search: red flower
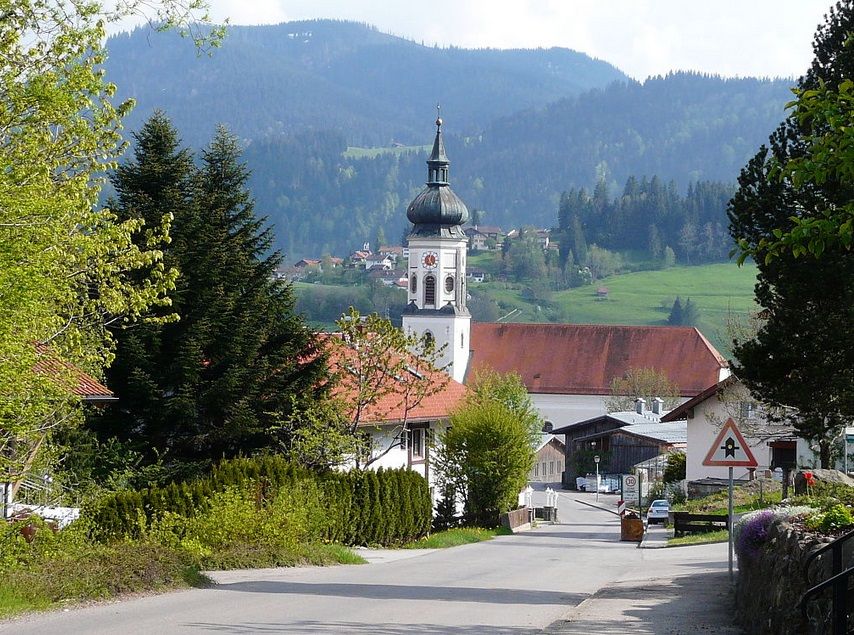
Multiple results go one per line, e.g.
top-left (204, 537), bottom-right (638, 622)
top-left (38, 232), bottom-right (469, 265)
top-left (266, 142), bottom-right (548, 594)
top-left (804, 471), bottom-right (816, 487)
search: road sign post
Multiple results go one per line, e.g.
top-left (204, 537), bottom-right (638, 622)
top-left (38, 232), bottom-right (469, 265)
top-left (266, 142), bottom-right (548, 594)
top-left (703, 418), bottom-right (758, 582)
top-left (622, 474), bottom-right (639, 511)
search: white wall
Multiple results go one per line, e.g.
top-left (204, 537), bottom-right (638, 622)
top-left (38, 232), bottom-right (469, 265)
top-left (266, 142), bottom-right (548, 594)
top-left (685, 391), bottom-right (806, 481)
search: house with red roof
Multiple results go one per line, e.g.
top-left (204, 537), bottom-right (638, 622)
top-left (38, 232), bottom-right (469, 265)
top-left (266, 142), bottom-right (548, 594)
top-left (5, 353), bottom-right (115, 517)
top-left (322, 334), bottom-right (467, 489)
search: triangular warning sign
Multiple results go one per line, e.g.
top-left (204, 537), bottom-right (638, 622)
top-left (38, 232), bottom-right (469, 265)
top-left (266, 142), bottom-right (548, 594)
top-left (702, 418), bottom-right (758, 467)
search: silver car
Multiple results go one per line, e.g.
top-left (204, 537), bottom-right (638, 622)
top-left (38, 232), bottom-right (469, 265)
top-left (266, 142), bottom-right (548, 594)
top-left (647, 499), bottom-right (670, 524)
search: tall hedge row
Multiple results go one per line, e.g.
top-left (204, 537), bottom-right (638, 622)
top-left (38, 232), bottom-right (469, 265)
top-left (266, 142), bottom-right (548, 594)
top-left (85, 457), bottom-right (431, 547)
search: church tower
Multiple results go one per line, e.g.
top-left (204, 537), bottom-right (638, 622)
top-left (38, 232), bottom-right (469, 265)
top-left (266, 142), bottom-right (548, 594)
top-left (402, 113), bottom-right (470, 383)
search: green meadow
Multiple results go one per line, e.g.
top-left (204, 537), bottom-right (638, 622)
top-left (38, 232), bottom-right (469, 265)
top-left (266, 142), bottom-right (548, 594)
top-left (471, 263), bottom-right (757, 356)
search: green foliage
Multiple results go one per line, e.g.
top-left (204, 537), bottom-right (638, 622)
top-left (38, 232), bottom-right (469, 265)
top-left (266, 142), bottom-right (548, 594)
top-left (728, 2), bottom-right (854, 467)
top-left (0, 517), bottom-right (204, 616)
top-left (85, 115), bottom-right (329, 473)
top-left (405, 527), bottom-right (511, 549)
top-left (437, 377), bottom-right (538, 527)
top-left (0, 0), bottom-right (193, 481)
top-left (572, 448), bottom-right (611, 476)
top-left (663, 452), bottom-right (687, 483)
top-left (805, 504), bottom-right (854, 533)
top-left (86, 456), bottom-right (431, 548)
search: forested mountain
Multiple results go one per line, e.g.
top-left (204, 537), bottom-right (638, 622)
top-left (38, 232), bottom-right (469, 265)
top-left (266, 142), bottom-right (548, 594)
top-left (105, 21), bottom-right (795, 259)
top-left (239, 74), bottom-right (791, 258)
top-left (450, 73), bottom-right (792, 229)
top-left (105, 20), bottom-right (626, 148)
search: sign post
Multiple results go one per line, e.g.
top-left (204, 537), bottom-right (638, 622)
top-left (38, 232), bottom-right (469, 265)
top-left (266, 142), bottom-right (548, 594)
top-left (703, 418), bottom-right (758, 582)
top-left (622, 474), bottom-right (639, 511)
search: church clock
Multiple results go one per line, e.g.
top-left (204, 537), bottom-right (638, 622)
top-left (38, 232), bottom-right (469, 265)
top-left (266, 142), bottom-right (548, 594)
top-left (421, 251), bottom-right (438, 269)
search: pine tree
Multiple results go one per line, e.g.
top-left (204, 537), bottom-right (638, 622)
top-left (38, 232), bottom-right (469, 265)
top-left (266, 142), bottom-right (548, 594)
top-left (90, 116), bottom-right (328, 473)
top-left (681, 298), bottom-right (699, 326)
top-left (728, 1), bottom-right (854, 466)
top-left (667, 297), bottom-right (683, 326)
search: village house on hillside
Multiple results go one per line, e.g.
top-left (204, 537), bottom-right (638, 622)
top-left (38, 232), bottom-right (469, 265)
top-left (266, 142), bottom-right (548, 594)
top-left (322, 334), bottom-right (467, 497)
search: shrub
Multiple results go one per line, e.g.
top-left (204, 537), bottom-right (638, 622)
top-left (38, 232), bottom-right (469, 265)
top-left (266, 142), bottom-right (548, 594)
top-left (87, 457), bottom-right (431, 548)
top-left (734, 510), bottom-right (776, 563)
top-left (805, 504), bottom-right (854, 533)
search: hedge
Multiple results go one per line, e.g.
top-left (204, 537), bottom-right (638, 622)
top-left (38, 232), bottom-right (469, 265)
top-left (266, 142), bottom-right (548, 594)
top-left (85, 457), bottom-right (431, 547)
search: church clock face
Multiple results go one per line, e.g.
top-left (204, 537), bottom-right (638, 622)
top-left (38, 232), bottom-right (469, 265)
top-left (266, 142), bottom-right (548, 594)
top-left (421, 251), bottom-right (438, 269)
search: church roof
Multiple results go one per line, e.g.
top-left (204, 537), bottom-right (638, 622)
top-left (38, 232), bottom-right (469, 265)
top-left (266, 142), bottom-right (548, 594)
top-left (468, 322), bottom-right (728, 397)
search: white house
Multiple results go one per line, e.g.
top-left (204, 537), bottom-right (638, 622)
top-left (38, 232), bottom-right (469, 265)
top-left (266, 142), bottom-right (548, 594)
top-left (659, 376), bottom-right (811, 482)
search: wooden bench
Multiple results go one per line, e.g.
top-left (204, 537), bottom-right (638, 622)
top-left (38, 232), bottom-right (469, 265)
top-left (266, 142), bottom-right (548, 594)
top-left (672, 511), bottom-right (729, 536)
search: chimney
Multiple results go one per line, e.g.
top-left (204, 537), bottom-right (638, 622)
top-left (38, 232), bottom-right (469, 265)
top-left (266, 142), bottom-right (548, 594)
top-left (635, 398), bottom-right (646, 415)
top-left (652, 397), bottom-right (664, 416)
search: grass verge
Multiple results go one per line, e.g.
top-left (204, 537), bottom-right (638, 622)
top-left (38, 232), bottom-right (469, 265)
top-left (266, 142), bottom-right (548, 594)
top-left (667, 529), bottom-right (729, 547)
top-left (404, 527), bottom-right (512, 549)
top-left (0, 540), bottom-right (364, 619)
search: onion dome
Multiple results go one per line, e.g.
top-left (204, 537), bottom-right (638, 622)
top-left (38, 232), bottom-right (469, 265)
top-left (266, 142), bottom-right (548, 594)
top-left (406, 114), bottom-right (469, 238)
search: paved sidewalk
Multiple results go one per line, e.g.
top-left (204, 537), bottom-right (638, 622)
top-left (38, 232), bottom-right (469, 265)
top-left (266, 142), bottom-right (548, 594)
top-left (545, 541), bottom-right (743, 634)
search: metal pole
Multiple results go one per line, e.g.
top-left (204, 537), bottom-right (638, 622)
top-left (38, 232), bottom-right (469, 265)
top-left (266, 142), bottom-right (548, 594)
top-left (728, 466), bottom-right (734, 582)
top-left (595, 460), bottom-right (600, 502)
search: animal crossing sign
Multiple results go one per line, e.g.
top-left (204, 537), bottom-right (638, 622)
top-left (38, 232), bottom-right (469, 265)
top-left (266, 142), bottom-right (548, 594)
top-left (703, 418), bottom-right (758, 468)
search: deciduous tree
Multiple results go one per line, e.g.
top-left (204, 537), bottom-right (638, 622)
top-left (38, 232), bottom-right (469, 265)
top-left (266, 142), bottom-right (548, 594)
top-left (0, 0), bottom-right (216, 480)
top-left (604, 368), bottom-right (681, 413)
top-left (327, 308), bottom-right (447, 468)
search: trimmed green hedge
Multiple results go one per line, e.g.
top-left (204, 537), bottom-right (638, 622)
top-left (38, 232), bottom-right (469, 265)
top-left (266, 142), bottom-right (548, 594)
top-left (86, 457), bottom-right (431, 547)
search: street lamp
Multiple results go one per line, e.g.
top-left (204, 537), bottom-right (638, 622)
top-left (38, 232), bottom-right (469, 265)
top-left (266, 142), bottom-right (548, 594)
top-left (594, 454), bottom-right (601, 502)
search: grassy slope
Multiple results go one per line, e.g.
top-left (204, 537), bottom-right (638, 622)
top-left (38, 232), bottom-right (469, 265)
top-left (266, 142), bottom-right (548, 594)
top-left (469, 262), bottom-right (757, 356)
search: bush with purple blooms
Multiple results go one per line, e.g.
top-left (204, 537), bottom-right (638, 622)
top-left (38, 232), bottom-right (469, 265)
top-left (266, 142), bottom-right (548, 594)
top-left (734, 509), bottom-right (777, 564)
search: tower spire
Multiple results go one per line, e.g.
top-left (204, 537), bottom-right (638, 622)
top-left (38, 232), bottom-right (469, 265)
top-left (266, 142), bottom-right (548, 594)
top-left (427, 104), bottom-right (449, 184)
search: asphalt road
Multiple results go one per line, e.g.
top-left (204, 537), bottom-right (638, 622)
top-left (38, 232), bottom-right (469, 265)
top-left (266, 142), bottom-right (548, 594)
top-left (3, 486), bottom-right (733, 634)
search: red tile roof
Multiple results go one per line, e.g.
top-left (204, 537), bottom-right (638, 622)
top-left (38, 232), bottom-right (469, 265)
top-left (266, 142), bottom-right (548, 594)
top-left (320, 334), bottom-right (467, 425)
top-left (33, 348), bottom-right (115, 401)
top-left (468, 323), bottom-right (728, 397)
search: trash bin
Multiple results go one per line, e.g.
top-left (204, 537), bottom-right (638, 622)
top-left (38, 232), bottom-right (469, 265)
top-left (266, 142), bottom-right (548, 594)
top-left (620, 513), bottom-right (644, 542)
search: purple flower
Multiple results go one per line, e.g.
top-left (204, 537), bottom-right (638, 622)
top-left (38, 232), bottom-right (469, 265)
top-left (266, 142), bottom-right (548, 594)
top-left (736, 510), bottom-right (776, 563)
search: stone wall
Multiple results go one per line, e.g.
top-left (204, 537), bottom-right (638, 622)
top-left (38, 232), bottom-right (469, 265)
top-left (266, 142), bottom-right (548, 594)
top-left (736, 519), bottom-right (835, 634)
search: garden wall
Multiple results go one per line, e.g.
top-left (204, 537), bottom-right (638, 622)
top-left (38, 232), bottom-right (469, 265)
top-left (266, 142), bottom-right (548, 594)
top-left (736, 519), bottom-right (834, 634)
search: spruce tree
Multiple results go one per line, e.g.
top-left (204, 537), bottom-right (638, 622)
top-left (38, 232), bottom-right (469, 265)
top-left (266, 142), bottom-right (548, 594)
top-left (667, 297), bottom-right (683, 326)
top-left (90, 116), bottom-right (328, 474)
top-left (728, 1), bottom-right (854, 466)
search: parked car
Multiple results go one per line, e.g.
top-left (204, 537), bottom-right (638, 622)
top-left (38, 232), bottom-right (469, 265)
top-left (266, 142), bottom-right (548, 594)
top-left (647, 499), bottom-right (670, 524)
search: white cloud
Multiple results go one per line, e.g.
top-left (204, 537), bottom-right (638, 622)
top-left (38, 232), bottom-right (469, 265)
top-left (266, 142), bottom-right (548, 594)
top-left (129, 0), bottom-right (833, 80)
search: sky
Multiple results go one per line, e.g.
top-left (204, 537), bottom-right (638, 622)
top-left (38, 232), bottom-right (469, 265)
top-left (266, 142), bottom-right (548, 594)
top-left (173, 0), bottom-right (835, 81)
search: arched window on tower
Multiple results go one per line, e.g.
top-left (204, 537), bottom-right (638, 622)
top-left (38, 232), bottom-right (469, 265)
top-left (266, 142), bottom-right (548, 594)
top-left (410, 275), bottom-right (417, 294)
top-left (445, 276), bottom-right (454, 293)
top-left (424, 275), bottom-right (436, 306)
top-left (424, 331), bottom-right (435, 351)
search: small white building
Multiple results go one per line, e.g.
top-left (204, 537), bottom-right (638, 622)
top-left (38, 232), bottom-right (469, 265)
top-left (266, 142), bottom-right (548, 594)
top-left (660, 376), bottom-right (811, 482)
